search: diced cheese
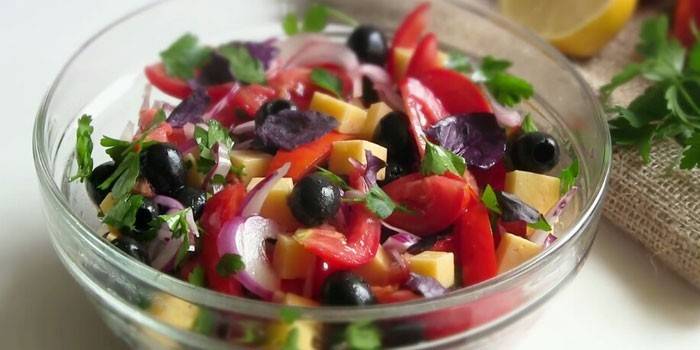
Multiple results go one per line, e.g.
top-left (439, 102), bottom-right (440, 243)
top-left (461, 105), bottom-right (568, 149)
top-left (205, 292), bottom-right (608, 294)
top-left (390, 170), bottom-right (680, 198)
top-left (496, 233), bottom-right (542, 274)
top-left (280, 293), bottom-right (319, 307)
top-left (99, 193), bottom-right (116, 214)
top-left (148, 293), bottom-right (200, 330)
top-left (353, 246), bottom-right (394, 286)
top-left (393, 48), bottom-right (450, 80)
top-left (267, 294), bottom-right (318, 350)
top-left (183, 153), bottom-right (206, 188)
top-left (247, 177), bottom-right (299, 231)
top-left (359, 102), bottom-right (392, 140)
top-left (309, 92), bottom-right (367, 134)
top-left (504, 170), bottom-right (561, 214)
top-left (231, 150), bottom-right (272, 184)
top-left (273, 234), bottom-right (316, 279)
top-left (328, 140), bottom-right (387, 180)
top-left (408, 251), bottom-right (455, 288)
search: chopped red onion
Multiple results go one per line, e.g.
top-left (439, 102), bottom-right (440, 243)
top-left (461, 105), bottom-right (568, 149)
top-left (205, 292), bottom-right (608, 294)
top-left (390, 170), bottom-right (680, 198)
top-left (141, 83), bottom-right (152, 111)
top-left (120, 121), bottom-right (136, 141)
top-left (240, 162), bottom-right (291, 217)
top-left (491, 98), bottom-right (523, 128)
top-left (183, 122), bottom-right (196, 139)
top-left (202, 143), bottom-right (232, 194)
top-left (231, 120), bottom-right (255, 135)
top-left (388, 249), bottom-right (408, 272)
top-left (405, 273), bottom-right (448, 298)
top-left (217, 215), bottom-right (282, 300)
top-left (149, 208), bottom-right (184, 271)
top-left (382, 229), bottom-right (421, 253)
top-left (152, 195), bottom-right (185, 211)
top-left (202, 83), bottom-right (241, 121)
top-left (543, 234), bottom-right (557, 248)
top-left (530, 186), bottom-right (578, 246)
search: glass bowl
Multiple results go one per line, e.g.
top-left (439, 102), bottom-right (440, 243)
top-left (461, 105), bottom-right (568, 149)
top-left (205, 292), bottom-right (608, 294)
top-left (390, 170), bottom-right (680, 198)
top-left (32, 0), bottom-right (610, 348)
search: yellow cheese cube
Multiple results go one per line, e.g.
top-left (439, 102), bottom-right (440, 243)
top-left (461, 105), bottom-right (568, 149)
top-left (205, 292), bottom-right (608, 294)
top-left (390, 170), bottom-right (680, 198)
top-left (353, 246), bottom-right (394, 286)
top-left (328, 140), bottom-right (387, 180)
top-left (99, 193), bottom-right (116, 214)
top-left (505, 171), bottom-right (561, 214)
top-left (309, 92), bottom-right (367, 134)
top-left (148, 293), bottom-right (200, 330)
top-left (247, 177), bottom-right (300, 231)
top-left (267, 294), bottom-right (318, 350)
top-left (359, 102), bottom-right (393, 140)
top-left (408, 251), bottom-right (455, 288)
top-left (231, 150), bottom-right (272, 184)
top-left (496, 233), bottom-right (542, 274)
top-left (183, 153), bottom-right (206, 188)
top-left (280, 293), bottom-right (318, 307)
top-left (273, 234), bottom-right (316, 279)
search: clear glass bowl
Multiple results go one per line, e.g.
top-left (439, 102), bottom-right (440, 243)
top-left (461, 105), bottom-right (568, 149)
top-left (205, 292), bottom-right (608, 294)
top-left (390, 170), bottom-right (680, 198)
top-left (32, 0), bottom-right (610, 348)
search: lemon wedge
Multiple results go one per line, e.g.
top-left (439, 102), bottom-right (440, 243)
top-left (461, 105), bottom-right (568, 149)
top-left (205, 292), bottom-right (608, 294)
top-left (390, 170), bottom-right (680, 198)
top-left (499, 0), bottom-right (637, 57)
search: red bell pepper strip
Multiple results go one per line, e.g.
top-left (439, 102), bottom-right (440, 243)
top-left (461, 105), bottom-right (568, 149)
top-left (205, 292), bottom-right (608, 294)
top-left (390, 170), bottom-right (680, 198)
top-left (144, 63), bottom-right (236, 101)
top-left (415, 68), bottom-right (492, 115)
top-left (406, 33), bottom-right (440, 78)
top-left (266, 131), bottom-right (350, 181)
top-left (673, 0), bottom-right (700, 47)
top-left (454, 191), bottom-right (499, 286)
top-left (387, 2), bottom-right (431, 80)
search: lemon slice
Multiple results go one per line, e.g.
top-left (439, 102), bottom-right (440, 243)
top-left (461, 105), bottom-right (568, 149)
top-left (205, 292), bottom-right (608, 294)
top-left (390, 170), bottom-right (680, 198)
top-left (499, 0), bottom-right (637, 57)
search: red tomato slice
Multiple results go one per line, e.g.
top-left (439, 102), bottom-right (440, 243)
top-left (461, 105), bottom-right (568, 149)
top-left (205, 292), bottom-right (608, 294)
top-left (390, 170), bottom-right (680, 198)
top-left (200, 183), bottom-right (247, 296)
top-left (406, 33), bottom-right (440, 78)
top-left (673, 0), bottom-right (698, 47)
top-left (267, 131), bottom-right (351, 181)
top-left (400, 78), bottom-right (448, 157)
top-left (415, 68), bottom-right (492, 115)
top-left (383, 173), bottom-right (472, 236)
top-left (229, 84), bottom-right (277, 118)
top-left (454, 193), bottom-right (498, 286)
top-left (268, 68), bottom-right (315, 109)
top-left (388, 3), bottom-right (431, 79)
top-left (144, 63), bottom-right (237, 101)
top-left (431, 236), bottom-right (455, 253)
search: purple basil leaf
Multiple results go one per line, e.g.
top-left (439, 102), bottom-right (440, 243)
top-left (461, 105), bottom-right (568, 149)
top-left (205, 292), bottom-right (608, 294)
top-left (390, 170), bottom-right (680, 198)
top-left (255, 109), bottom-right (338, 151)
top-left (167, 88), bottom-right (210, 127)
top-left (363, 150), bottom-right (387, 187)
top-left (495, 191), bottom-right (540, 223)
top-left (427, 113), bottom-right (506, 169)
top-left (197, 51), bottom-right (235, 86)
top-left (223, 39), bottom-right (278, 70)
top-left (405, 273), bottom-right (448, 298)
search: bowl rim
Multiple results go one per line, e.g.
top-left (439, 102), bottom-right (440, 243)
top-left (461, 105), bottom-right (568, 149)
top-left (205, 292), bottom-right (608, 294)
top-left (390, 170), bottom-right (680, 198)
top-left (32, 0), bottom-right (611, 335)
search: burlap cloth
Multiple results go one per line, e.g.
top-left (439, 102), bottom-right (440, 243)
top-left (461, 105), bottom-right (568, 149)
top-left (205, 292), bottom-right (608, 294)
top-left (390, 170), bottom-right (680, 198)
top-left (573, 4), bottom-right (700, 289)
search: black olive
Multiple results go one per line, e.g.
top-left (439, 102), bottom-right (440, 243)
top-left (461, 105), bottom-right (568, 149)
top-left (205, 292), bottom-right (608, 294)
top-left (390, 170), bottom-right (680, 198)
top-left (172, 186), bottom-right (207, 220)
top-left (86, 161), bottom-right (116, 204)
top-left (255, 99), bottom-right (297, 127)
top-left (288, 174), bottom-right (342, 226)
top-left (347, 25), bottom-right (388, 65)
top-left (112, 236), bottom-right (149, 264)
top-left (320, 271), bottom-right (376, 306)
top-left (374, 112), bottom-right (418, 180)
top-left (126, 198), bottom-right (159, 240)
top-left (361, 76), bottom-right (380, 107)
top-left (510, 131), bottom-right (560, 173)
top-left (382, 161), bottom-right (411, 185)
top-left (140, 143), bottom-right (187, 195)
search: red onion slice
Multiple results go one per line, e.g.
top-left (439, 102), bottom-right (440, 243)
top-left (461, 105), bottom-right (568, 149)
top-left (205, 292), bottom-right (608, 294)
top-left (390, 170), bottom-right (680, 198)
top-left (183, 122), bottom-right (196, 139)
top-left (382, 229), bottom-right (421, 253)
top-left (405, 273), bottom-right (448, 298)
top-left (217, 215), bottom-right (282, 300)
top-left (231, 120), bottom-right (256, 135)
top-left (202, 142), bottom-right (232, 194)
top-left (491, 99), bottom-right (523, 128)
top-left (152, 195), bottom-right (185, 211)
top-left (530, 186), bottom-right (578, 246)
top-left (240, 162), bottom-right (291, 217)
top-left (202, 83), bottom-right (241, 121)
top-left (149, 208), bottom-right (184, 271)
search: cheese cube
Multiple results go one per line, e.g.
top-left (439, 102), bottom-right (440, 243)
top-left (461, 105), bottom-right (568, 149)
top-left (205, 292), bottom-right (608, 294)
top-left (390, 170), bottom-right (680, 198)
top-left (496, 233), bottom-right (542, 274)
top-left (359, 102), bottom-right (393, 140)
top-left (280, 293), bottom-right (318, 307)
top-left (99, 193), bottom-right (116, 214)
top-left (328, 140), bottom-right (387, 180)
top-left (393, 48), bottom-right (450, 80)
top-left (408, 251), bottom-right (455, 288)
top-left (353, 246), bottom-right (394, 286)
top-left (273, 234), bottom-right (316, 279)
top-left (148, 293), bottom-right (200, 330)
top-left (267, 294), bottom-right (318, 350)
top-left (183, 153), bottom-right (206, 188)
top-left (505, 171), bottom-right (561, 214)
top-left (309, 92), bottom-right (367, 134)
top-left (231, 150), bottom-right (272, 184)
top-left (247, 177), bottom-right (300, 231)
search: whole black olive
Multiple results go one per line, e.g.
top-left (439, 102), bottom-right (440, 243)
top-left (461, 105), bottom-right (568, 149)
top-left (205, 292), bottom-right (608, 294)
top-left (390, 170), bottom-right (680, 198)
top-left (347, 25), bottom-right (388, 65)
top-left (127, 198), bottom-right (159, 240)
top-left (112, 236), bottom-right (149, 264)
top-left (361, 76), bottom-right (380, 106)
top-left (288, 174), bottom-right (342, 226)
top-left (320, 271), bottom-right (376, 306)
top-left (255, 99), bottom-right (297, 127)
top-left (86, 161), bottom-right (116, 204)
top-left (140, 143), bottom-right (187, 195)
top-left (510, 131), bottom-right (560, 173)
top-left (172, 186), bottom-right (207, 220)
top-left (374, 112), bottom-right (418, 180)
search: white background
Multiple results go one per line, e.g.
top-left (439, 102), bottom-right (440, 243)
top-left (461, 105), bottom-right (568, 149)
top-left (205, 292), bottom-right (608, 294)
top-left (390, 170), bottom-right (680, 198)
top-left (1, 0), bottom-right (699, 349)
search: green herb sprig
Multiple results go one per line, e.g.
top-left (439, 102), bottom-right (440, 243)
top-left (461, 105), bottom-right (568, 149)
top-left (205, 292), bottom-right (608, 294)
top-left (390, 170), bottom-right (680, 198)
top-left (283, 4), bottom-right (357, 36)
top-left (70, 115), bottom-right (94, 182)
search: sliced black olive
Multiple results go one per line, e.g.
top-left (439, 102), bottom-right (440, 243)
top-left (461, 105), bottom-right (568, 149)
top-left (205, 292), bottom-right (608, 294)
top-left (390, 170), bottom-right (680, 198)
top-left (288, 174), bottom-right (342, 226)
top-left (172, 186), bottom-right (207, 220)
top-left (140, 143), bottom-right (187, 195)
top-left (86, 161), bottom-right (116, 204)
top-left (112, 236), bottom-right (149, 264)
top-left (510, 131), bottom-right (560, 173)
top-left (320, 271), bottom-right (376, 306)
top-left (347, 25), bottom-right (388, 65)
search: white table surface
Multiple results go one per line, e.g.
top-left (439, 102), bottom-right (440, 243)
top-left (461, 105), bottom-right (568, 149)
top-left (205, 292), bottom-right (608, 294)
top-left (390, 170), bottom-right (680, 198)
top-left (2, 1), bottom-right (699, 349)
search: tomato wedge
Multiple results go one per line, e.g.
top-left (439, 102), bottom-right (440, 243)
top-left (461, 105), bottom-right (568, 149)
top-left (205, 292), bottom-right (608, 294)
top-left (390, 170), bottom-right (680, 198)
top-left (415, 68), bottom-right (492, 115)
top-left (388, 2), bottom-right (431, 80)
top-left (406, 33), bottom-right (440, 78)
top-left (144, 63), bottom-right (236, 101)
top-left (267, 131), bottom-right (350, 181)
top-left (673, 0), bottom-right (699, 47)
top-left (383, 173), bottom-right (472, 236)
top-left (200, 183), bottom-right (247, 296)
top-left (468, 160), bottom-right (506, 191)
top-left (400, 78), bottom-right (447, 157)
top-left (454, 193), bottom-right (498, 286)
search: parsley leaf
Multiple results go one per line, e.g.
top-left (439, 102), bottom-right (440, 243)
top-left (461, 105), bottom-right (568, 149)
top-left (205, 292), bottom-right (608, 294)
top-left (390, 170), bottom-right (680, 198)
top-left (421, 139), bottom-right (466, 176)
top-left (70, 115), bottom-right (94, 182)
top-left (446, 51), bottom-right (472, 73)
top-left (102, 194), bottom-right (144, 230)
top-left (528, 215), bottom-right (553, 231)
top-left (99, 152), bottom-right (140, 199)
top-left (364, 185), bottom-right (402, 219)
top-left (310, 68), bottom-right (343, 98)
top-left (680, 133), bottom-right (700, 169)
top-left (345, 321), bottom-right (381, 350)
top-left (469, 56), bottom-right (534, 107)
top-left (191, 309), bottom-right (215, 335)
top-left (283, 13), bottom-right (300, 35)
top-left (279, 307), bottom-right (301, 324)
top-left (316, 167), bottom-right (349, 189)
top-left (559, 157), bottom-right (579, 194)
top-left (302, 4), bottom-right (328, 32)
top-left (187, 265), bottom-right (205, 287)
top-left (216, 253), bottom-right (245, 277)
top-left (481, 185), bottom-right (501, 214)
top-left (218, 45), bottom-right (266, 84)
top-left (281, 327), bottom-right (300, 350)
top-left (282, 4), bottom-right (357, 36)
top-left (520, 113), bottom-right (538, 133)
top-left (194, 120), bottom-right (234, 174)
top-left (160, 33), bottom-right (212, 80)
top-left (155, 208), bottom-right (193, 239)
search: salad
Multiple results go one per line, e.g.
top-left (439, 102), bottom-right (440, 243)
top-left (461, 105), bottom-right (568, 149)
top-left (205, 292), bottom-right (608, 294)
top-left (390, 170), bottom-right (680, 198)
top-left (71, 2), bottom-right (579, 347)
